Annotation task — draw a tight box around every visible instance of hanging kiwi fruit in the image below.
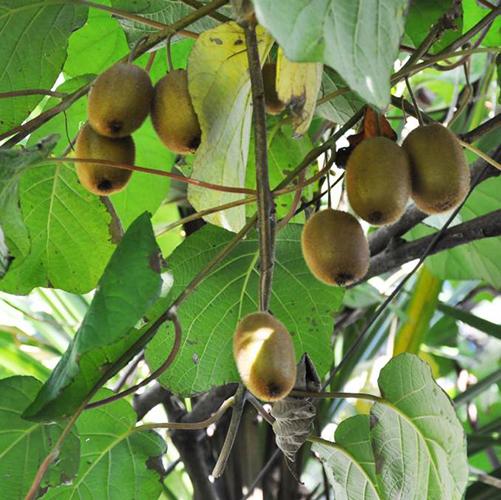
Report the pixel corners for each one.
[346,136,412,225]
[75,123,135,196]
[262,63,285,115]
[301,209,370,286]
[402,123,470,214]
[233,312,296,402]
[88,62,154,138]
[151,69,201,155]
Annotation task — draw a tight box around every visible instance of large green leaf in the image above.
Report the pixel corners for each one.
[146,223,343,396]
[0,376,79,499]
[0,135,58,269]
[0,158,116,295]
[187,22,273,231]
[314,415,380,500]
[371,354,468,499]
[43,390,166,500]
[253,0,408,108]
[0,1,86,135]
[462,0,501,48]
[23,213,163,421]
[64,0,128,77]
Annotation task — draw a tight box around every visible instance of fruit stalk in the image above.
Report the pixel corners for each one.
[244,22,276,312]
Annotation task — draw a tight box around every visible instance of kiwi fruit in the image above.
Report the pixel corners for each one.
[262,63,285,115]
[151,69,201,154]
[233,312,296,402]
[346,137,411,225]
[88,62,153,138]
[301,208,369,286]
[402,123,470,214]
[75,123,134,196]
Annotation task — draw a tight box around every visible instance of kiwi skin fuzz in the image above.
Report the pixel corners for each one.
[403,123,470,214]
[233,312,296,402]
[346,137,411,226]
[262,63,285,115]
[151,69,201,155]
[75,123,134,196]
[301,209,369,286]
[88,62,153,138]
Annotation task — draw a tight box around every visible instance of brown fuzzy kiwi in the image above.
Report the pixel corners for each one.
[402,123,470,214]
[75,123,134,196]
[233,312,296,402]
[301,209,369,286]
[346,136,412,225]
[88,62,153,138]
[151,69,201,154]
[262,63,285,115]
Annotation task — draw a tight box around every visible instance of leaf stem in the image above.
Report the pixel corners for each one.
[459,140,501,171]
[85,313,182,409]
[290,390,382,403]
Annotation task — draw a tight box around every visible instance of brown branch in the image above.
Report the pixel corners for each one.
[0,89,66,99]
[53,157,255,195]
[460,114,501,143]
[244,21,275,312]
[366,210,501,280]
[0,0,229,146]
[180,0,231,22]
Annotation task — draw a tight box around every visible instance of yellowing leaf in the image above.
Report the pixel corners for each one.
[276,48,322,136]
[187,22,273,231]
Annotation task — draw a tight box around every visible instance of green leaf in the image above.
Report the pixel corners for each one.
[187,22,273,231]
[0,1,86,135]
[438,302,501,341]
[371,353,468,499]
[0,158,116,295]
[462,0,501,48]
[253,0,408,108]
[314,415,380,499]
[317,69,365,125]
[0,376,79,499]
[43,390,166,499]
[64,0,129,77]
[0,135,58,270]
[110,0,221,45]
[23,213,163,421]
[146,223,343,396]
[404,0,463,54]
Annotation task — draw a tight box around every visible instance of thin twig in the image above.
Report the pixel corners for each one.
[137,395,235,431]
[180,0,231,22]
[460,113,501,143]
[112,353,144,392]
[241,449,282,500]
[247,393,275,425]
[212,384,246,478]
[85,313,182,409]
[52,157,255,195]
[459,140,501,171]
[244,21,275,312]
[0,89,66,99]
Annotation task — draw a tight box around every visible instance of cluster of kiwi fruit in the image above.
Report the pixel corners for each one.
[299,124,470,287]
[75,61,201,195]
